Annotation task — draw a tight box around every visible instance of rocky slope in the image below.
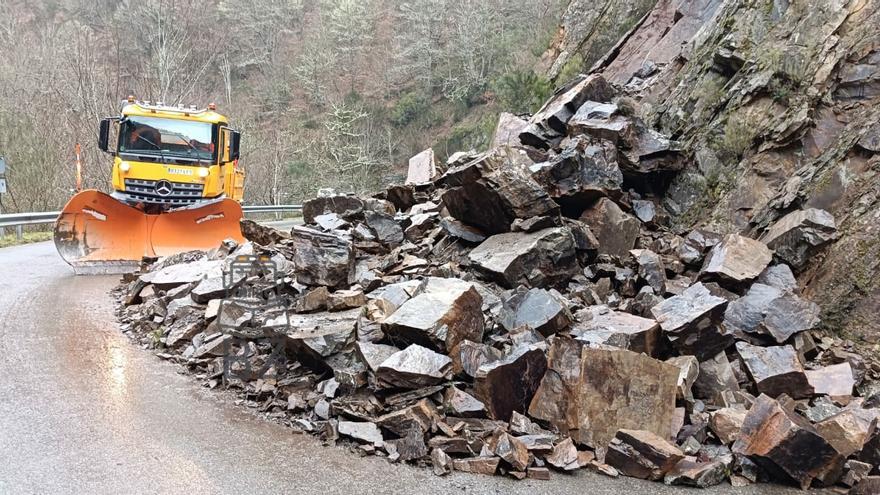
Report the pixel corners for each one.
[568,0,880,343]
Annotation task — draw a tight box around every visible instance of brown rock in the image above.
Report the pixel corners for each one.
[651,282,730,360]
[455,340,502,378]
[546,437,579,470]
[850,476,880,495]
[519,74,614,149]
[376,399,436,437]
[239,219,289,246]
[806,362,856,397]
[732,394,844,489]
[468,227,579,289]
[605,429,685,480]
[529,340,678,449]
[382,277,483,353]
[375,344,453,389]
[338,421,383,445]
[665,356,699,401]
[499,287,572,336]
[355,341,400,372]
[709,408,748,444]
[700,234,773,285]
[327,289,366,311]
[529,136,623,207]
[663,458,729,487]
[489,431,530,471]
[578,198,640,258]
[297,286,330,313]
[491,112,528,148]
[841,460,873,488]
[736,342,814,399]
[290,226,354,288]
[527,467,551,480]
[444,387,487,418]
[815,409,877,457]
[431,448,452,476]
[474,343,547,421]
[574,305,661,357]
[452,457,500,475]
[693,351,741,405]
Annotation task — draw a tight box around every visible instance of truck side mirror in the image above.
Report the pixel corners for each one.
[230,131,241,160]
[98,118,111,152]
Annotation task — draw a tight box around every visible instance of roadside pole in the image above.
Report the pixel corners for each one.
[0,156,6,239]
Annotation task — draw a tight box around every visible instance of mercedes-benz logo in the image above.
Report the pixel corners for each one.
[154,180,173,197]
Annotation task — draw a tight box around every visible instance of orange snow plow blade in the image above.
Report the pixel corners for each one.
[54,190,244,274]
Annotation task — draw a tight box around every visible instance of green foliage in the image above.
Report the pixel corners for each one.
[555,53,585,85]
[718,113,756,159]
[0,231,53,248]
[492,70,553,114]
[437,113,496,158]
[390,91,431,127]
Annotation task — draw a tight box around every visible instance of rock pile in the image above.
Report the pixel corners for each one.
[116,74,879,491]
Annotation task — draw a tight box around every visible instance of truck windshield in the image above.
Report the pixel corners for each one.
[119,116,215,162]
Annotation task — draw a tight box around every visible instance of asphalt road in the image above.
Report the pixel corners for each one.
[0,241,809,494]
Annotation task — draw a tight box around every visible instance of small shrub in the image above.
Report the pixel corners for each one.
[390,91,430,128]
[492,70,553,114]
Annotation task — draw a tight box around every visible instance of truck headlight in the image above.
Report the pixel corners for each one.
[119,161,130,172]
[198,167,210,178]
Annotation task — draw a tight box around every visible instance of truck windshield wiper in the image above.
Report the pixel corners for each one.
[135,135,169,165]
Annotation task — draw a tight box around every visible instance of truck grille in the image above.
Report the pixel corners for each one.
[122,178,205,205]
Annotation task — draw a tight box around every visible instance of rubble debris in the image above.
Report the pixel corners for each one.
[605,429,684,480]
[113,51,876,491]
[732,394,844,489]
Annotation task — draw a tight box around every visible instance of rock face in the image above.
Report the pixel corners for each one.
[529,340,678,449]
[382,278,483,353]
[468,228,579,289]
[761,208,836,269]
[491,113,528,148]
[290,226,354,288]
[732,394,844,489]
[578,198,640,258]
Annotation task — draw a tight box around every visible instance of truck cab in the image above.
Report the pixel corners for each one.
[98,98,244,210]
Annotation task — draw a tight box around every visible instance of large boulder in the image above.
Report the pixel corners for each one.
[519,74,614,149]
[498,287,572,336]
[405,148,436,184]
[732,394,844,489]
[650,282,730,360]
[290,226,354,288]
[468,227,579,289]
[382,277,484,353]
[760,208,836,269]
[528,339,678,449]
[440,147,559,235]
[529,136,623,211]
[376,344,453,389]
[473,343,548,422]
[572,305,661,357]
[735,342,814,399]
[578,198,640,258]
[700,234,773,285]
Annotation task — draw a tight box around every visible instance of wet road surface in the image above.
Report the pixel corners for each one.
[0,242,808,494]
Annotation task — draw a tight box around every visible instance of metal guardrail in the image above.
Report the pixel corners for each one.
[0,204,302,240]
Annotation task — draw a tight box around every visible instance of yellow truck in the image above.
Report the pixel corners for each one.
[55,98,246,274]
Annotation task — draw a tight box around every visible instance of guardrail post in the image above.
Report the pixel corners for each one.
[16,224,23,241]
